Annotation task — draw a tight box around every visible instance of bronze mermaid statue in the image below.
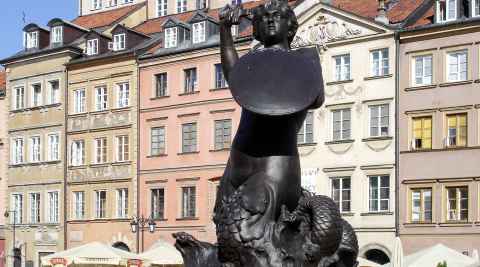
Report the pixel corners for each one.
[173,0,359,266]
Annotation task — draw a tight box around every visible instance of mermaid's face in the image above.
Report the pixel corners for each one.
[254,6,290,46]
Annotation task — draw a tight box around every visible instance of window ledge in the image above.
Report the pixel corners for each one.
[209,87,229,92]
[401,146,480,153]
[404,84,437,91]
[69,112,88,118]
[439,221,472,227]
[325,139,354,145]
[439,80,473,87]
[362,136,393,142]
[341,212,355,217]
[178,91,200,96]
[89,110,109,115]
[209,148,231,152]
[360,211,393,216]
[68,165,88,170]
[298,142,317,147]
[153,218,168,222]
[364,74,392,81]
[147,154,168,158]
[90,163,110,168]
[111,107,131,113]
[9,160,61,168]
[150,95,170,100]
[176,217,199,221]
[326,79,354,86]
[177,151,200,155]
[403,222,436,227]
[112,161,132,166]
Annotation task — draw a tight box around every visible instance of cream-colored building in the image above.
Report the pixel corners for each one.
[78,0,147,16]
[0,70,8,265]
[292,0,418,264]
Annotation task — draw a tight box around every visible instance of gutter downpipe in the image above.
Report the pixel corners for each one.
[135,52,141,254]
[64,66,69,249]
[394,30,400,237]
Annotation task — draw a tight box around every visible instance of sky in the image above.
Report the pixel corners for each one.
[0,1,77,60]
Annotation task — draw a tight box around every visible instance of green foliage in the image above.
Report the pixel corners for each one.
[436,260,447,267]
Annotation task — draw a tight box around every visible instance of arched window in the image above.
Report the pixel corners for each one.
[112,242,130,252]
[364,249,390,265]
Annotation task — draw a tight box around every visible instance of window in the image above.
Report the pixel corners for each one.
[13,86,25,110]
[151,127,166,156]
[413,55,433,86]
[164,27,178,48]
[47,134,60,161]
[116,82,130,108]
[370,48,389,76]
[297,111,313,144]
[411,188,432,222]
[94,190,107,218]
[446,113,467,147]
[11,138,24,164]
[31,83,42,107]
[110,0,118,6]
[94,137,107,164]
[51,26,63,44]
[73,89,86,113]
[72,191,85,220]
[30,136,41,162]
[29,193,41,223]
[332,108,351,141]
[473,0,480,17]
[369,104,389,137]
[446,186,468,221]
[46,191,59,223]
[70,140,85,166]
[92,0,102,10]
[116,189,128,218]
[48,80,60,104]
[436,0,457,22]
[215,64,227,88]
[25,31,38,49]
[184,68,197,93]
[95,86,108,111]
[157,0,167,16]
[196,0,207,9]
[331,177,351,212]
[155,73,168,97]
[113,33,126,51]
[86,39,99,55]
[412,117,432,150]
[151,188,165,219]
[231,0,242,4]
[214,119,232,150]
[192,22,206,43]
[369,175,390,212]
[176,0,187,13]
[182,123,197,153]
[182,186,196,218]
[447,50,467,82]
[12,194,23,224]
[333,54,350,81]
[116,135,129,162]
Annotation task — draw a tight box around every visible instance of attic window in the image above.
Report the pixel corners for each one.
[87,39,99,55]
[436,0,457,22]
[165,27,178,48]
[473,0,480,16]
[113,33,126,51]
[192,21,206,44]
[24,31,39,49]
[51,26,63,44]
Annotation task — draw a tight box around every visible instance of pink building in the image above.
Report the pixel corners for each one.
[135,3,259,248]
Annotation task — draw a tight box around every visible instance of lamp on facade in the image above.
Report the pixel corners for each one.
[130,215,156,252]
[130,217,138,233]
[148,218,156,233]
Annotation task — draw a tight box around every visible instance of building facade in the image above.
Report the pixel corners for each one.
[398,0,480,255]
[78,0,147,16]
[0,70,7,267]
[0,21,87,267]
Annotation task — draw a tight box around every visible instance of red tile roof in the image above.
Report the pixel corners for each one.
[331,0,425,24]
[72,2,146,29]
[408,5,434,28]
[0,70,6,91]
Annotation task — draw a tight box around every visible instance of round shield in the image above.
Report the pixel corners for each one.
[229,47,324,116]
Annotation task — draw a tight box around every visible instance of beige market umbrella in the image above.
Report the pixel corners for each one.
[392,237,404,267]
[358,257,381,267]
[41,242,144,266]
[140,240,183,266]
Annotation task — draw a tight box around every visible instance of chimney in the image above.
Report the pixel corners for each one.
[375,0,389,24]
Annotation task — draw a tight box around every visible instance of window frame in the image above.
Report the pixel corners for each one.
[94,190,107,219]
[11,193,24,224]
[410,187,433,223]
[192,21,206,44]
[155,72,168,97]
[13,86,25,110]
[94,137,108,164]
[72,191,85,220]
[331,108,351,141]
[29,136,41,163]
[51,26,63,44]
[47,133,60,161]
[31,83,43,107]
[297,110,314,145]
[164,27,178,48]
[113,33,126,51]
[446,113,467,148]
[11,137,25,165]
[47,79,60,105]
[151,126,166,156]
[333,54,351,81]
[94,86,108,111]
[214,63,227,89]
[70,139,85,166]
[446,50,468,82]
[411,116,433,150]
[151,188,165,219]
[86,39,99,56]
[214,119,232,150]
[116,135,130,162]
[116,188,128,219]
[436,0,457,22]
[157,0,168,16]
[472,0,480,17]
[369,104,390,137]
[181,186,196,218]
[368,175,390,212]
[370,48,389,77]
[184,68,197,93]
[73,88,86,114]
[445,186,469,222]
[412,54,433,86]
[116,82,130,108]
[25,31,39,49]
[29,192,41,224]
[46,191,60,224]
[176,0,187,13]
[181,122,198,153]
[331,177,351,213]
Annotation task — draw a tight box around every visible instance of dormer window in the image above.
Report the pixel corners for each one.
[192,22,206,44]
[24,31,39,49]
[436,0,457,22]
[87,39,99,55]
[113,33,126,51]
[51,26,63,44]
[472,0,480,16]
[165,27,178,48]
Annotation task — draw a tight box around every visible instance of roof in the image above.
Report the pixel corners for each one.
[72,2,146,29]
[330,0,426,24]
[0,70,6,91]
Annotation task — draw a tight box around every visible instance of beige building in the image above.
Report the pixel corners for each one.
[78,0,147,16]
[0,70,7,267]
[65,24,157,253]
[0,20,87,267]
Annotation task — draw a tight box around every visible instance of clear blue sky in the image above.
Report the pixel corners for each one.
[0,1,77,60]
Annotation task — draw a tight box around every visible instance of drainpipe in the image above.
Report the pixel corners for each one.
[136,55,141,254]
[63,67,69,249]
[394,31,400,237]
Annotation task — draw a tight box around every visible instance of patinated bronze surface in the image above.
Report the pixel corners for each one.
[173,0,359,266]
